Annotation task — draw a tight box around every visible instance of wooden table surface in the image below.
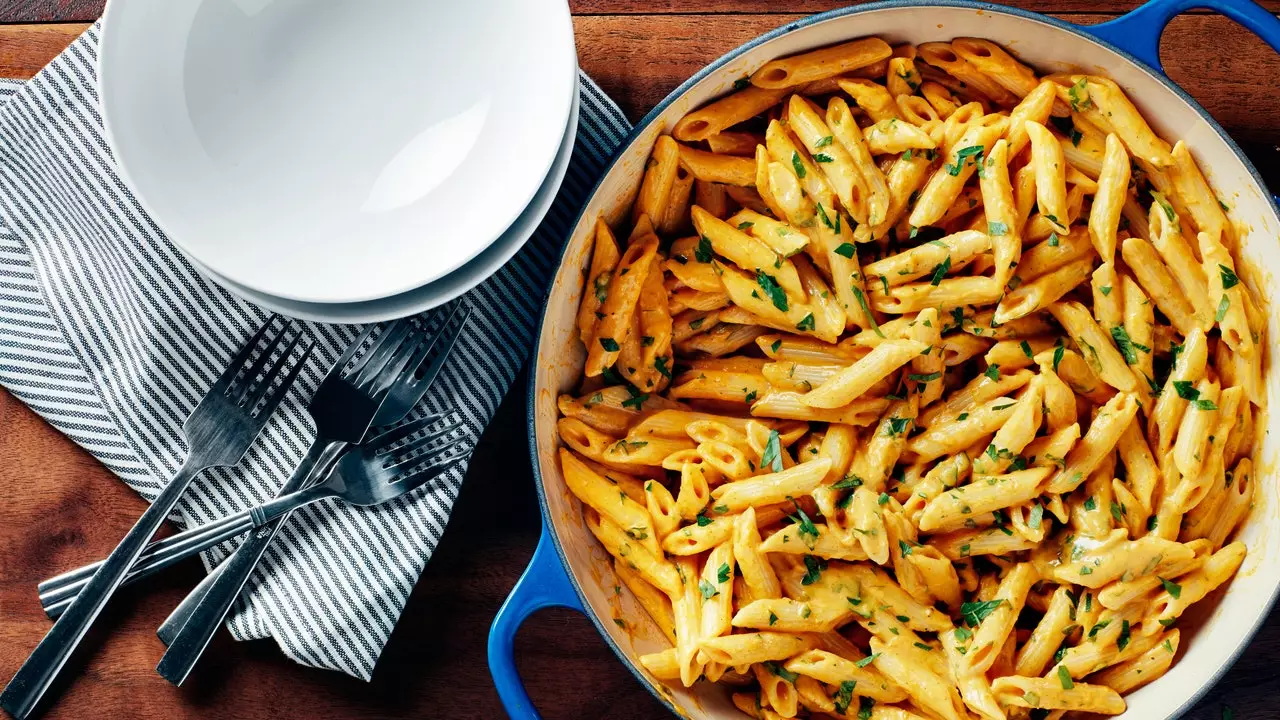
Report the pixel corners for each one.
[0,2,1277,718]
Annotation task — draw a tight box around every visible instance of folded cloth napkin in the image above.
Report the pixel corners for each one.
[0,24,631,679]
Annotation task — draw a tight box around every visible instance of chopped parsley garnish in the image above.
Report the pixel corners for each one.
[887,416,913,437]
[621,392,649,410]
[929,255,952,286]
[1173,381,1199,401]
[1068,77,1090,111]
[815,135,834,148]
[698,579,719,600]
[988,221,1008,236]
[756,271,789,311]
[908,371,942,383]
[985,364,1001,382]
[851,285,883,338]
[833,475,863,490]
[960,599,1005,627]
[878,492,891,506]
[1048,232,1060,247]
[1117,619,1131,651]
[801,555,827,585]
[1160,577,1182,599]
[1216,294,1230,323]
[816,202,836,231]
[813,153,834,163]
[717,563,731,583]
[733,77,750,90]
[835,242,856,258]
[694,235,714,263]
[1219,264,1239,290]
[1110,326,1142,365]
[654,356,672,379]
[761,429,784,472]
[833,680,857,714]
[945,145,985,176]
[796,313,816,331]
[695,513,712,527]
[598,337,620,352]
[762,661,799,683]
[854,653,880,668]
[1052,338,1066,373]
[1058,664,1075,689]
[791,151,807,179]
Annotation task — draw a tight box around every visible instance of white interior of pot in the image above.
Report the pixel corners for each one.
[532,6,1280,718]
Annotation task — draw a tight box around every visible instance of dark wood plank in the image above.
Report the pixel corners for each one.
[10,0,1278,22]
[0,23,84,79]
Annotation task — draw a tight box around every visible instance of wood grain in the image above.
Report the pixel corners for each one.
[0,4,1276,720]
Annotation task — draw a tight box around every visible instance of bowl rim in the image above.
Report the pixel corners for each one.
[524,2,1280,717]
[97,0,578,305]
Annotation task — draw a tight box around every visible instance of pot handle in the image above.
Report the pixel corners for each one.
[489,521,584,720]
[1085,0,1280,73]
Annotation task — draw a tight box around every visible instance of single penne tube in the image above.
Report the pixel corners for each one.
[710,458,832,512]
[783,649,909,703]
[1148,327,1208,454]
[837,78,905,123]
[915,368,1033,428]
[670,556,705,686]
[917,42,1020,107]
[1169,140,1231,243]
[700,542,737,643]
[1088,134,1130,262]
[1013,226,1095,281]
[1026,121,1070,233]
[908,308,945,406]
[1123,235,1201,333]
[848,486,891,564]
[585,509,682,596]
[897,94,942,134]
[931,526,1040,560]
[694,179,730,220]
[909,114,1008,228]
[1199,228,1254,356]
[980,139,1020,289]
[994,256,1093,324]
[939,332,993,367]
[801,339,927,408]
[1207,458,1254,549]
[869,635,965,720]
[674,85,789,142]
[753,388,888,426]
[918,467,1050,532]
[922,80,961,118]
[1171,377,1220,482]
[577,217,622,346]
[1091,262,1123,331]
[886,56,922,96]
[615,558,678,646]
[557,388,644,437]
[1090,630,1180,694]
[990,676,1125,714]
[1046,392,1139,493]
[1013,162,1038,234]
[984,337,1061,371]
[872,276,1003,315]
[585,234,659,376]
[971,378,1043,475]
[952,37,1040,99]
[1054,529,1195,588]
[853,398,918,490]
[693,206,805,300]
[863,230,991,288]
[560,445,660,550]
[1097,540,1209,609]
[698,631,819,667]
[1117,417,1160,513]
[668,236,726,292]
[1148,542,1247,626]
[706,130,762,156]
[760,522,868,561]
[864,117,939,155]
[635,135,681,224]
[678,144,757,187]
[752,37,893,88]
[827,96,892,227]
[1175,385,1241,513]
[1083,75,1174,166]
[788,94,869,223]
[1047,301,1138,392]
[659,165,695,236]
[1037,346,1115,405]
[963,563,1038,675]
[730,208,809,258]
[1015,585,1076,677]
[1120,273,1157,412]
[1147,206,1211,331]
[639,648,681,681]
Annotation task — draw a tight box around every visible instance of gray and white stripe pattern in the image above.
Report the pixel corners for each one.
[0,28,630,678]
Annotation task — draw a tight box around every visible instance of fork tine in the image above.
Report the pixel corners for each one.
[232,320,297,405]
[409,302,472,391]
[365,412,450,448]
[210,316,280,394]
[327,323,380,379]
[246,335,314,418]
[382,443,473,496]
[350,320,415,389]
[382,419,467,469]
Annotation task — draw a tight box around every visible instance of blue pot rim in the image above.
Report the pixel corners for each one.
[524,2,1279,717]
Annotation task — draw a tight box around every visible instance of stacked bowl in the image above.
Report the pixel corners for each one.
[98,0,579,322]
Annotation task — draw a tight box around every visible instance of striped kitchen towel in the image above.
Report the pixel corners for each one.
[0,25,631,679]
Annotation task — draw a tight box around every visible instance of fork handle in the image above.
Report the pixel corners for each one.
[39,510,257,616]
[1,458,207,719]
[154,440,345,681]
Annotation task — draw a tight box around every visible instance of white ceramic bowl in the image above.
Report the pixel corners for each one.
[186,75,581,323]
[511,2,1280,719]
[99,0,576,304]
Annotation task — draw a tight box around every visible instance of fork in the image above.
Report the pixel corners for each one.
[154,302,470,683]
[35,303,470,619]
[155,411,473,685]
[1,317,313,720]
[37,301,473,617]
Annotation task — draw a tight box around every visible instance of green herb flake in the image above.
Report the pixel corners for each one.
[791,151,807,179]
[1058,664,1075,689]
[756,271,789,312]
[1160,577,1182,599]
[695,236,714,263]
